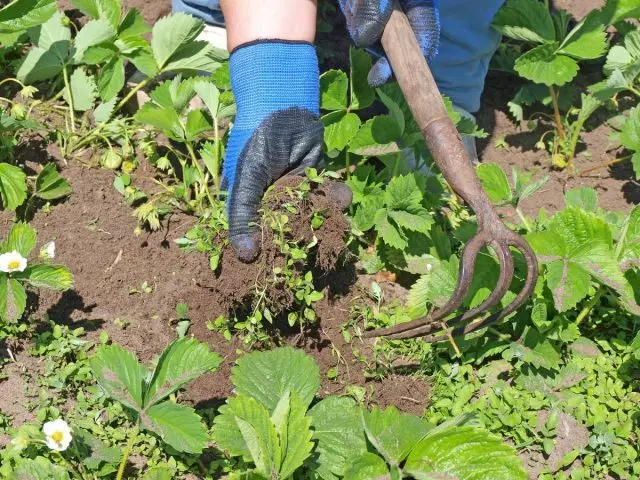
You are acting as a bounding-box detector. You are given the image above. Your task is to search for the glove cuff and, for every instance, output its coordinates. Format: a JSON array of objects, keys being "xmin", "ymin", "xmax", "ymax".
[{"xmin": 229, "ymin": 40, "xmax": 320, "ymax": 132}]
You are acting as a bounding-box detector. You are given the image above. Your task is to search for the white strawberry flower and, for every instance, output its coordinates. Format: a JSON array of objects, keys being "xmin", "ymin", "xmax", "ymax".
[
  {"xmin": 40, "ymin": 241, "xmax": 56, "ymax": 259},
  {"xmin": 43, "ymin": 419, "xmax": 72, "ymax": 452},
  {"xmin": 0, "ymin": 251, "xmax": 27, "ymax": 273}
]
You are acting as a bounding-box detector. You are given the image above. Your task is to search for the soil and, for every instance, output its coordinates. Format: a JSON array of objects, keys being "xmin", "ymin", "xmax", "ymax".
[{"xmin": 0, "ymin": 0, "xmax": 634, "ymax": 477}]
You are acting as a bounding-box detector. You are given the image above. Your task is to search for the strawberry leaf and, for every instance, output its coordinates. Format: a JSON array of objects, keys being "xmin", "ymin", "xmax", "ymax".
[{"xmin": 515, "ymin": 42, "xmax": 579, "ymax": 86}]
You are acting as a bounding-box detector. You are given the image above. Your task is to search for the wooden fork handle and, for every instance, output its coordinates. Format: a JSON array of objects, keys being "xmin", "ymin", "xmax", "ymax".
[{"xmin": 380, "ymin": 2, "xmax": 499, "ymax": 224}]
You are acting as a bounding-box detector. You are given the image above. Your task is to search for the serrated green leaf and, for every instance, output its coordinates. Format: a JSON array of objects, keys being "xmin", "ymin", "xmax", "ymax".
[
  {"xmin": 504, "ymin": 329, "xmax": 562, "ymax": 369},
  {"xmin": 70, "ymin": 0, "xmax": 99, "ymax": 19},
  {"xmin": 349, "ymin": 48, "xmax": 375, "ymax": 110},
  {"xmin": 16, "ymin": 265, "xmax": 73, "ymax": 292},
  {"xmin": 0, "ymin": 0, "xmax": 55, "ymax": 34},
  {"xmin": 320, "ymin": 69, "xmax": 348, "ymax": 111},
  {"xmin": 363, "ymin": 406, "xmax": 431, "ymax": 465},
  {"xmin": 145, "ymin": 337, "xmax": 221, "ymax": 407},
  {"xmin": 72, "ymin": 19, "xmax": 115, "ymax": 63},
  {"xmin": 139, "ymin": 465, "xmax": 176, "ymax": 480},
  {"xmin": 150, "ymin": 76, "xmax": 196, "ymax": 113},
  {"xmin": 134, "ymin": 104, "xmax": 185, "ymax": 141},
  {"xmin": 515, "ymin": 42, "xmax": 579, "ymax": 86},
  {"xmin": 151, "ymin": 13, "xmax": 203, "ymax": 68},
  {"xmin": 64, "ymin": 68, "xmax": 98, "ymax": 111},
  {"xmin": 323, "ymin": 111, "xmax": 361, "ymax": 152},
  {"xmin": 564, "ymin": 187, "xmax": 598, "ymax": 211},
  {"xmin": 272, "ymin": 391, "xmax": 314, "ymax": 478},
  {"xmin": 477, "ymin": 163, "xmax": 513, "ymax": 205},
  {"xmin": 6, "ymin": 222, "xmax": 36, "ymax": 256},
  {"xmin": 405, "ymin": 427, "xmax": 527, "ymax": 480},
  {"xmin": 309, "ymin": 397, "xmax": 368, "ymax": 478},
  {"xmin": 185, "ymin": 109, "xmax": 213, "ymax": 141},
  {"xmin": 98, "ymin": 56, "xmax": 125, "ymax": 101},
  {"xmin": 35, "ymin": 163, "xmax": 72, "ymax": 200},
  {"xmin": 162, "ymin": 41, "xmax": 221, "ymax": 74},
  {"xmin": 602, "ymin": 0, "xmax": 640, "ymax": 24},
  {"xmin": 388, "ymin": 207, "xmax": 433, "ymax": 235},
  {"xmin": 407, "ymin": 257, "xmax": 458, "ymax": 318},
  {"xmin": 89, "ymin": 344, "xmax": 147, "ymax": 410},
  {"xmin": 193, "ymin": 79, "xmax": 220, "ymax": 117},
  {"xmin": 375, "ymin": 209, "xmax": 407, "ymax": 250},
  {"xmin": 16, "ymin": 46, "xmax": 63, "ymax": 83},
  {"xmin": 344, "ymin": 453, "xmax": 390, "ymax": 480},
  {"xmin": 559, "ymin": 13, "xmax": 607, "ymax": 60},
  {"xmin": 620, "ymin": 104, "xmax": 640, "ymax": 152},
  {"xmin": 29, "ymin": 11, "xmax": 70, "ymax": 57},
  {"xmin": 385, "ymin": 174, "xmax": 423, "ymax": 209},
  {"xmin": 231, "ymin": 347, "xmax": 320, "ymax": 413},
  {"xmin": 352, "ymin": 195, "xmax": 384, "ymax": 232},
  {"xmin": 528, "ymin": 208, "xmax": 640, "ymax": 313},
  {"xmin": 377, "ymin": 87, "xmax": 405, "ymax": 137},
  {"xmin": 126, "ymin": 47, "xmax": 158, "ymax": 77},
  {"xmin": 0, "ymin": 163, "xmax": 27, "ymax": 210},
  {"xmin": 12, "ymin": 457, "xmax": 71, "ymax": 480},
  {"xmin": 142, "ymin": 401, "xmax": 208, "ymax": 454},
  {"xmin": 118, "ymin": 8, "xmax": 149, "ymax": 38},
  {"xmin": 94, "ymin": 98, "xmax": 117, "ymax": 124},
  {"xmin": 212, "ymin": 395, "xmax": 280, "ymax": 475},
  {"xmin": 492, "ymin": 0, "xmax": 556, "ymax": 43},
  {"xmin": 0, "ymin": 275, "xmax": 26, "ymax": 323}
]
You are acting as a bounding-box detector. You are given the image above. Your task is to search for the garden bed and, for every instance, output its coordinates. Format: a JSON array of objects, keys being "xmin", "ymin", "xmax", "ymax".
[{"xmin": 0, "ymin": 0, "xmax": 639, "ymax": 478}]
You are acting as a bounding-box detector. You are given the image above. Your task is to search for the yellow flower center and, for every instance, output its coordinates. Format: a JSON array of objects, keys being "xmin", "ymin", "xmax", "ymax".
[
  {"xmin": 51, "ymin": 431, "xmax": 64, "ymax": 443},
  {"xmin": 7, "ymin": 260, "xmax": 20, "ymax": 270}
]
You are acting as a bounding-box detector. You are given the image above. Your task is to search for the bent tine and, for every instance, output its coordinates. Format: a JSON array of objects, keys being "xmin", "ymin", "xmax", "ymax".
[
  {"xmin": 360, "ymin": 3, "xmax": 540, "ymax": 342},
  {"xmin": 369, "ymin": 239, "xmax": 532, "ymax": 342}
]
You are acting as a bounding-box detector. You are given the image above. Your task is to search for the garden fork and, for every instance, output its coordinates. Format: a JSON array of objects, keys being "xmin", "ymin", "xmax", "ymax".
[{"xmin": 362, "ymin": 2, "xmax": 539, "ymax": 342}]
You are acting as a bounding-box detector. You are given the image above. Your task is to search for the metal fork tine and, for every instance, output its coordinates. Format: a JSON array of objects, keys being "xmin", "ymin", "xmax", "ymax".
[
  {"xmin": 370, "ymin": 242, "xmax": 515, "ymax": 341},
  {"xmin": 362, "ymin": 234, "xmax": 485, "ymax": 339},
  {"xmin": 378, "ymin": 239, "xmax": 539, "ymax": 342}
]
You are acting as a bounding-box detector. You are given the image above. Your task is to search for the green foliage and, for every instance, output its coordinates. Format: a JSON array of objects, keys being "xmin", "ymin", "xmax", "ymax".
[
  {"xmin": 0, "ymin": 162, "xmax": 27, "ymax": 210},
  {"xmin": 89, "ymin": 337, "xmax": 221, "ymax": 453},
  {"xmin": 0, "ymin": 222, "xmax": 72, "ymax": 323},
  {"xmin": 0, "ymin": 0, "xmax": 55, "ymax": 37},
  {"xmin": 619, "ymin": 104, "xmax": 640, "ymax": 179},
  {"xmin": 214, "ymin": 347, "xmax": 525, "ymax": 479},
  {"xmin": 494, "ymin": 1, "xmax": 608, "ymax": 87},
  {"xmin": 528, "ymin": 206, "xmax": 640, "ymax": 314}
]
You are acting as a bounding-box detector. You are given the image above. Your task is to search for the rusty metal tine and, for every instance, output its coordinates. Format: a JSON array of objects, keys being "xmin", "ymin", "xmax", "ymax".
[
  {"xmin": 362, "ymin": 235, "xmax": 485, "ymax": 339},
  {"xmin": 373, "ymin": 244, "xmax": 513, "ymax": 341},
  {"xmin": 377, "ymin": 240, "xmax": 537, "ymax": 342}
]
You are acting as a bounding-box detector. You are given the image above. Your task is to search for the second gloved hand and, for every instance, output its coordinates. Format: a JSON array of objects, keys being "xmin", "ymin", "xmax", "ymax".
[
  {"xmin": 223, "ymin": 41, "xmax": 323, "ymax": 262},
  {"xmin": 338, "ymin": 0, "xmax": 440, "ymax": 86}
]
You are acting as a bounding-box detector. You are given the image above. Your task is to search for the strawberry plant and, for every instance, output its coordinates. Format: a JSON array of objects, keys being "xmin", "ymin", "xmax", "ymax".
[
  {"xmin": 491, "ymin": 0, "xmax": 639, "ymax": 168},
  {"xmin": 0, "ymin": 222, "xmax": 73, "ymax": 323},
  {"xmin": 89, "ymin": 337, "xmax": 221, "ymax": 456},
  {"xmin": 212, "ymin": 346, "xmax": 527, "ymax": 479}
]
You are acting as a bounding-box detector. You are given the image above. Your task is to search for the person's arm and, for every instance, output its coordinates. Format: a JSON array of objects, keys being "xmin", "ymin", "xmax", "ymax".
[
  {"xmin": 221, "ymin": 0, "xmax": 317, "ymax": 51},
  {"xmin": 220, "ymin": 0, "xmax": 324, "ymax": 262}
]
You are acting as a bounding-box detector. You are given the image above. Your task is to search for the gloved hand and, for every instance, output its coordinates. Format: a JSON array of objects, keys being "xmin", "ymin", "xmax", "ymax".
[
  {"xmin": 223, "ymin": 41, "xmax": 323, "ymax": 262},
  {"xmin": 338, "ymin": 0, "xmax": 440, "ymax": 87}
]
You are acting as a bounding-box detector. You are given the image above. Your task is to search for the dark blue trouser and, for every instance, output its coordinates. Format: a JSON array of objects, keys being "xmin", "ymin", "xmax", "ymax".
[{"xmin": 171, "ymin": 0, "xmax": 504, "ymax": 113}]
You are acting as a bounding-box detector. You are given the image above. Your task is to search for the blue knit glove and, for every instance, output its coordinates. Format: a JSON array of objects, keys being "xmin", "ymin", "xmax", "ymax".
[
  {"xmin": 338, "ymin": 0, "xmax": 440, "ymax": 86},
  {"xmin": 223, "ymin": 41, "xmax": 323, "ymax": 262}
]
